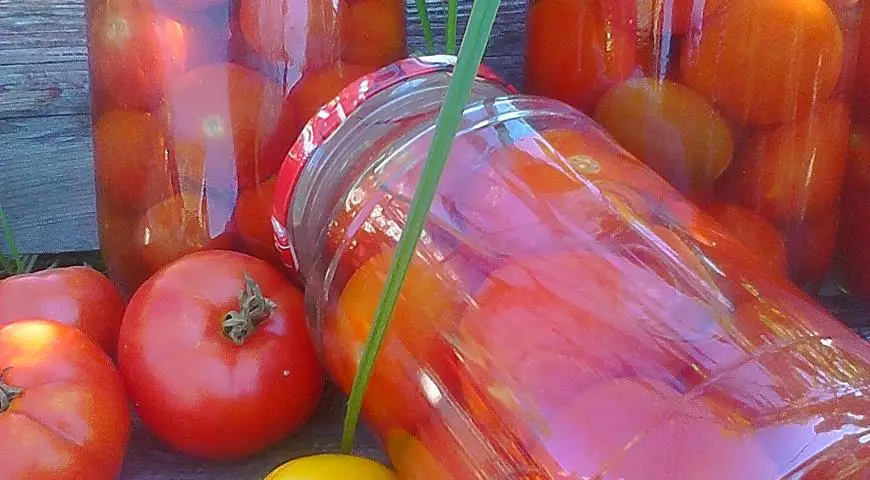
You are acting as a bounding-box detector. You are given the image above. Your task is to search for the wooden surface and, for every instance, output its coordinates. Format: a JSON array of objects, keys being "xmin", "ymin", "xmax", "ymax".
[{"xmin": 0, "ymin": 0, "xmax": 527, "ymax": 254}]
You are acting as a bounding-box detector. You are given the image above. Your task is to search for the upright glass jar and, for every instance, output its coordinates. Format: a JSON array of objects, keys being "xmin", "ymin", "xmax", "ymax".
[
  {"xmin": 85, "ymin": 0, "xmax": 406, "ymax": 293},
  {"xmin": 274, "ymin": 56, "xmax": 870, "ymax": 479},
  {"xmin": 525, "ymin": 0, "xmax": 865, "ymax": 294}
]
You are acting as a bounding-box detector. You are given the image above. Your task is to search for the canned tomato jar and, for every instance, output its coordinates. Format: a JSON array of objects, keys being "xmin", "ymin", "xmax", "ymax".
[
  {"xmin": 85, "ymin": 0, "xmax": 406, "ymax": 293},
  {"xmin": 272, "ymin": 56, "xmax": 870, "ymax": 479},
  {"xmin": 525, "ymin": 0, "xmax": 865, "ymax": 294}
]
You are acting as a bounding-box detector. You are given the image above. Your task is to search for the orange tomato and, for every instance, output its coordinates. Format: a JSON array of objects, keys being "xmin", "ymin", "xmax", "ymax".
[
  {"xmin": 340, "ymin": 0, "xmax": 406, "ymax": 66},
  {"xmin": 725, "ymin": 101, "xmax": 850, "ymax": 222},
  {"xmin": 285, "ymin": 62, "xmax": 375, "ymax": 134},
  {"xmin": 239, "ymin": 0, "xmax": 341, "ymax": 66},
  {"xmin": 704, "ymin": 203, "xmax": 787, "ymax": 273},
  {"xmin": 235, "ymin": 178, "xmax": 282, "ymax": 266},
  {"xmin": 165, "ymin": 63, "xmax": 283, "ymax": 193},
  {"xmin": 88, "ymin": 3, "xmax": 189, "ymax": 110},
  {"xmin": 593, "ymin": 77, "xmax": 734, "ymax": 195},
  {"xmin": 680, "ymin": 0, "xmax": 844, "ymax": 125},
  {"xmin": 137, "ymin": 192, "xmax": 236, "ymax": 274},
  {"xmin": 93, "ymin": 109, "xmax": 173, "ymax": 211},
  {"xmin": 525, "ymin": 0, "xmax": 636, "ymax": 112}
]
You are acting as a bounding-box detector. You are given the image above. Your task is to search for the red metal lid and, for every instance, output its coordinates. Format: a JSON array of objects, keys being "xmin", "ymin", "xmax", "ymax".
[{"xmin": 271, "ymin": 55, "xmax": 514, "ymax": 274}]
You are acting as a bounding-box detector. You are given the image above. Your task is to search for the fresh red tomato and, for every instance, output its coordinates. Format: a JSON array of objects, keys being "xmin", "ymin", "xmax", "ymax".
[
  {"xmin": 0, "ymin": 320, "xmax": 130, "ymax": 479},
  {"xmin": 323, "ymin": 249, "xmax": 465, "ymax": 435},
  {"xmin": 93, "ymin": 109, "xmax": 173, "ymax": 212},
  {"xmin": 593, "ymin": 77, "xmax": 735, "ymax": 196},
  {"xmin": 88, "ymin": 2, "xmax": 190, "ymax": 110},
  {"xmin": 137, "ymin": 192, "xmax": 236, "ymax": 275},
  {"xmin": 0, "ymin": 267, "xmax": 126, "ymax": 357},
  {"xmin": 724, "ymin": 101, "xmax": 850, "ymax": 222},
  {"xmin": 165, "ymin": 63, "xmax": 283, "ymax": 193},
  {"xmin": 340, "ymin": 0, "xmax": 405, "ymax": 66},
  {"xmin": 525, "ymin": 0, "xmax": 636, "ymax": 113},
  {"xmin": 235, "ymin": 177, "xmax": 282, "ymax": 266},
  {"xmin": 704, "ymin": 203, "xmax": 787, "ymax": 273},
  {"xmin": 239, "ymin": 0, "xmax": 341, "ymax": 65},
  {"xmin": 118, "ymin": 250, "xmax": 324, "ymax": 459},
  {"xmin": 679, "ymin": 0, "xmax": 844, "ymax": 125}
]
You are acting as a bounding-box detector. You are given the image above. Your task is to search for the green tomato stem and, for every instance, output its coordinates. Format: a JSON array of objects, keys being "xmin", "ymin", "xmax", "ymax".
[
  {"xmin": 0, "ymin": 368, "xmax": 22, "ymax": 414},
  {"xmin": 222, "ymin": 274, "xmax": 276, "ymax": 346}
]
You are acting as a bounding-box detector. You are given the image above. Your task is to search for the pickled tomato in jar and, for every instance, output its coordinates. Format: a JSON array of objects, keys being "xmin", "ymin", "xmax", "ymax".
[
  {"xmin": 272, "ymin": 57, "xmax": 870, "ymax": 479},
  {"xmin": 525, "ymin": 0, "xmax": 864, "ymax": 295},
  {"xmin": 86, "ymin": 0, "xmax": 407, "ymax": 294}
]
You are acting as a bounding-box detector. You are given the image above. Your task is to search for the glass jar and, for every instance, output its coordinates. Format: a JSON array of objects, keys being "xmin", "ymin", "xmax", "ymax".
[
  {"xmin": 273, "ymin": 56, "xmax": 870, "ymax": 479},
  {"xmin": 839, "ymin": 9, "xmax": 870, "ymax": 300},
  {"xmin": 85, "ymin": 0, "xmax": 406, "ymax": 294},
  {"xmin": 525, "ymin": 0, "xmax": 864, "ymax": 294}
]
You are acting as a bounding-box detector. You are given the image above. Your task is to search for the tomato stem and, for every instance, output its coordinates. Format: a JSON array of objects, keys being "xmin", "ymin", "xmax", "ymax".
[
  {"xmin": 222, "ymin": 274, "xmax": 276, "ymax": 346},
  {"xmin": 0, "ymin": 368, "xmax": 22, "ymax": 414}
]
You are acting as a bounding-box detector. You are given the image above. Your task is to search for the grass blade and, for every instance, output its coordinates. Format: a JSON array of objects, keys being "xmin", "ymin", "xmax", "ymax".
[
  {"xmin": 341, "ymin": 0, "xmax": 502, "ymax": 452},
  {"xmin": 446, "ymin": 0, "xmax": 459, "ymax": 54},
  {"xmin": 415, "ymin": 0, "xmax": 435, "ymax": 54},
  {"xmin": 0, "ymin": 207, "xmax": 23, "ymax": 275}
]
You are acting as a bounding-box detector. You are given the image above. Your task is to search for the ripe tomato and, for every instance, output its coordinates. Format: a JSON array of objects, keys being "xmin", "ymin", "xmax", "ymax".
[
  {"xmin": 93, "ymin": 109, "xmax": 173, "ymax": 212},
  {"xmin": 235, "ymin": 177, "xmax": 282, "ymax": 266},
  {"xmin": 88, "ymin": 2, "xmax": 190, "ymax": 110},
  {"xmin": 839, "ymin": 193, "xmax": 870, "ymax": 300},
  {"xmin": 593, "ymin": 77, "xmax": 734, "ymax": 196},
  {"xmin": 525, "ymin": 0, "xmax": 636, "ymax": 113},
  {"xmin": 340, "ymin": 0, "xmax": 405, "ymax": 66},
  {"xmin": 704, "ymin": 203, "xmax": 787, "ymax": 273},
  {"xmin": 635, "ymin": 0, "xmax": 728, "ymax": 36},
  {"xmin": 285, "ymin": 62, "xmax": 376, "ymax": 135},
  {"xmin": 679, "ymin": 0, "xmax": 844, "ymax": 125},
  {"xmin": 323, "ymin": 249, "xmax": 465, "ymax": 435},
  {"xmin": 781, "ymin": 213, "xmax": 839, "ymax": 294},
  {"xmin": 0, "ymin": 267, "xmax": 126, "ymax": 358},
  {"xmin": 855, "ymin": 13, "xmax": 870, "ymax": 121},
  {"xmin": 265, "ymin": 454, "xmax": 396, "ymax": 479},
  {"xmin": 844, "ymin": 123, "xmax": 870, "ymax": 194},
  {"xmin": 0, "ymin": 320, "xmax": 130, "ymax": 479},
  {"xmin": 239, "ymin": 0, "xmax": 341, "ymax": 65},
  {"xmin": 118, "ymin": 251, "xmax": 324, "ymax": 459},
  {"xmin": 165, "ymin": 63, "xmax": 283, "ymax": 193},
  {"xmin": 724, "ymin": 101, "xmax": 850, "ymax": 222},
  {"xmin": 97, "ymin": 203, "xmax": 152, "ymax": 294},
  {"xmin": 137, "ymin": 192, "xmax": 236, "ymax": 276}
]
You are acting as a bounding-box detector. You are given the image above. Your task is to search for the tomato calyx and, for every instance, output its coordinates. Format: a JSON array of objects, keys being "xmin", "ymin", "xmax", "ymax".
[
  {"xmin": 0, "ymin": 367, "xmax": 22, "ymax": 414},
  {"xmin": 221, "ymin": 274, "xmax": 277, "ymax": 346}
]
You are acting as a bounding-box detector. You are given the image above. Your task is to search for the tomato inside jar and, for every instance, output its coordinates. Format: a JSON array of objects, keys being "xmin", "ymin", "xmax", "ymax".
[
  {"xmin": 525, "ymin": 0, "xmax": 863, "ymax": 296},
  {"xmin": 86, "ymin": 0, "xmax": 407, "ymax": 294},
  {"xmin": 271, "ymin": 57, "xmax": 870, "ymax": 479}
]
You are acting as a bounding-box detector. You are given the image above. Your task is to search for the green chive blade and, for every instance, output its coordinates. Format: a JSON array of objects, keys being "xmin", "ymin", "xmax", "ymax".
[
  {"xmin": 446, "ymin": 0, "xmax": 459, "ymax": 55},
  {"xmin": 415, "ymin": 0, "xmax": 436, "ymax": 55}
]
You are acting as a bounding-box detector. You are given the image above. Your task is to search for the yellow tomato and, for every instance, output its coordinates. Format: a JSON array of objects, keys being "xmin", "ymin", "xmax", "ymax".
[{"xmin": 265, "ymin": 454, "xmax": 397, "ymax": 480}]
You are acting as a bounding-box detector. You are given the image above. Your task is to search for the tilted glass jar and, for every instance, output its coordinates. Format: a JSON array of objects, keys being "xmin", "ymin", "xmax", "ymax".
[
  {"xmin": 273, "ymin": 57, "xmax": 870, "ymax": 479},
  {"xmin": 85, "ymin": 0, "xmax": 406, "ymax": 294},
  {"xmin": 524, "ymin": 0, "xmax": 865, "ymax": 295}
]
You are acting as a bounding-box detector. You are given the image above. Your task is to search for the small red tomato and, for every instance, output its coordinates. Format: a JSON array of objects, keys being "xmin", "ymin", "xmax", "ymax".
[
  {"xmin": 88, "ymin": 2, "xmax": 189, "ymax": 110},
  {"xmin": 854, "ymin": 13, "xmax": 870, "ymax": 121},
  {"xmin": 118, "ymin": 251, "xmax": 324, "ymax": 460},
  {"xmin": 165, "ymin": 63, "xmax": 283, "ymax": 193},
  {"xmin": 97, "ymin": 203, "xmax": 152, "ymax": 295},
  {"xmin": 839, "ymin": 193, "xmax": 870, "ymax": 300},
  {"xmin": 781, "ymin": 213, "xmax": 839, "ymax": 294},
  {"xmin": 285, "ymin": 62, "xmax": 376, "ymax": 134},
  {"xmin": 339, "ymin": 0, "xmax": 406, "ymax": 66},
  {"xmin": 635, "ymin": 0, "xmax": 728, "ymax": 36},
  {"xmin": 235, "ymin": 177, "xmax": 282, "ymax": 266},
  {"xmin": 525, "ymin": 0, "xmax": 636, "ymax": 112},
  {"xmin": 0, "ymin": 267, "xmax": 126, "ymax": 357},
  {"xmin": 93, "ymin": 109, "xmax": 174, "ymax": 212},
  {"xmin": 137, "ymin": 192, "xmax": 236, "ymax": 275},
  {"xmin": 704, "ymin": 203, "xmax": 787, "ymax": 273},
  {"xmin": 724, "ymin": 101, "xmax": 850, "ymax": 222},
  {"xmin": 239, "ymin": 0, "xmax": 341, "ymax": 66},
  {"xmin": 844, "ymin": 123, "xmax": 870, "ymax": 194},
  {"xmin": 0, "ymin": 320, "xmax": 130, "ymax": 479}
]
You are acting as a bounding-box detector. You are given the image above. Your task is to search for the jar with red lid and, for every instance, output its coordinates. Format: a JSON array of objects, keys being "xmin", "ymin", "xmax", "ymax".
[
  {"xmin": 85, "ymin": 0, "xmax": 406, "ymax": 293},
  {"xmin": 525, "ymin": 0, "xmax": 864, "ymax": 294},
  {"xmin": 273, "ymin": 56, "xmax": 870, "ymax": 479}
]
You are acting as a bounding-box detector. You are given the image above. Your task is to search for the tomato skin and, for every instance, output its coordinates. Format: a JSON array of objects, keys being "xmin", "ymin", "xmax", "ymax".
[
  {"xmin": 855, "ymin": 13, "xmax": 870, "ymax": 121},
  {"xmin": 679, "ymin": 0, "xmax": 844, "ymax": 125},
  {"xmin": 239, "ymin": 0, "xmax": 341, "ymax": 66},
  {"xmin": 0, "ymin": 320, "xmax": 130, "ymax": 479},
  {"xmin": 118, "ymin": 250, "xmax": 324, "ymax": 460},
  {"xmin": 781, "ymin": 213, "xmax": 839, "ymax": 294},
  {"xmin": 525, "ymin": 0, "xmax": 636, "ymax": 113},
  {"xmin": 704, "ymin": 203, "xmax": 787, "ymax": 273},
  {"xmin": 839, "ymin": 194, "xmax": 870, "ymax": 300},
  {"xmin": 235, "ymin": 177, "xmax": 282, "ymax": 266},
  {"xmin": 0, "ymin": 267, "xmax": 126, "ymax": 358},
  {"xmin": 285, "ymin": 62, "xmax": 376, "ymax": 135},
  {"xmin": 339, "ymin": 0, "xmax": 405, "ymax": 66},
  {"xmin": 265, "ymin": 454, "xmax": 396, "ymax": 479}
]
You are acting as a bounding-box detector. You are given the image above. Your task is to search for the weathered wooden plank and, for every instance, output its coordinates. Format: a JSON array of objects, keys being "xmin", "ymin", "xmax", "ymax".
[
  {"xmin": 0, "ymin": 114, "xmax": 98, "ymax": 253},
  {"xmin": 0, "ymin": 62, "xmax": 91, "ymax": 119}
]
